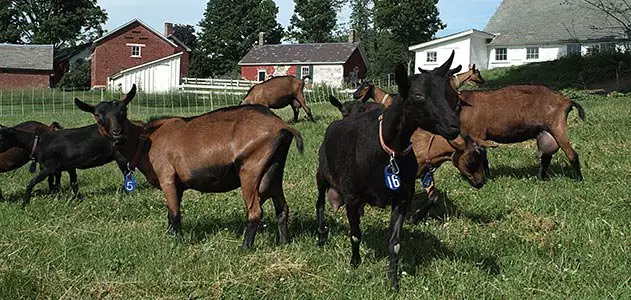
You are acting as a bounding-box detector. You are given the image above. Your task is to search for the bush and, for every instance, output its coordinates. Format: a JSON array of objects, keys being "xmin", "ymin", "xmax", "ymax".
[
  {"xmin": 481, "ymin": 52, "xmax": 631, "ymax": 89},
  {"xmin": 57, "ymin": 59, "xmax": 90, "ymax": 90}
]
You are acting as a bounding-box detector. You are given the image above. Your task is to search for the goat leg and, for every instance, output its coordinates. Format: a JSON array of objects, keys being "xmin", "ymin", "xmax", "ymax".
[
  {"xmin": 388, "ymin": 202, "xmax": 407, "ymax": 291},
  {"xmin": 315, "ymin": 173, "xmax": 329, "ymax": 246},
  {"xmin": 23, "ymin": 169, "xmax": 51, "ymax": 206},
  {"xmin": 68, "ymin": 169, "xmax": 83, "ymax": 200},
  {"xmin": 346, "ymin": 202, "xmax": 362, "ymax": 267}
]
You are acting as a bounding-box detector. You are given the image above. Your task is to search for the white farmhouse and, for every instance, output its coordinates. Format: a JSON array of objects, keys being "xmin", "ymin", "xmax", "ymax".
[{"xmin": 410, "ymin": 0, "xmax": 628, "ymax": 71}]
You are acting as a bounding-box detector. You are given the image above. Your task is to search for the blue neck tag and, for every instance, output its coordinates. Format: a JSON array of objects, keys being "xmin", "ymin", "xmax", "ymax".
[
  {"xmin": 422, "ymin": 171, "xmax": 434, "ymax": 188},
  {"xmin": 124, "ymin": 171, "xmax": 136, "ymax": 192},
  {"xmin": 384, "ymin": 165, "xmax": 401, "ymax": 191}
]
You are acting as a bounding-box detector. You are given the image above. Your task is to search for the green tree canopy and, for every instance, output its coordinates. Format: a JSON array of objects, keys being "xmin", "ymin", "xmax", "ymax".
[
  {"xmin": 172, "ymin": 24, "xmax": 198, "ymax": 50},
  {"xmin": 0, "ymin": 0, "xmax": 107, "ymax": 47},
  {"xmin": 196, "ymin": 0, "xmax": 283, "ymax": 77},
  {"xmin": 287, "ymin": 0, "xmax": 338, "ymax": 43}
]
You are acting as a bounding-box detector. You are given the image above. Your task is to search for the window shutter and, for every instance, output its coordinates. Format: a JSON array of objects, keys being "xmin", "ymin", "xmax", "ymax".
[
  {"xmin": 309, "ymin": 65, "xmax": 314, "ymax": 78},
  {"xmin": 296, "ymin": 65, "xmax": 301, "ymax": 78}
]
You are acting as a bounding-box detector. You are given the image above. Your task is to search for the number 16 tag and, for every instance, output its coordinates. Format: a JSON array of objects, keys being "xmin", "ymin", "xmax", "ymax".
[{"xmin": 384, "ymin": 165, "xmax": 401, "ymax": 191}]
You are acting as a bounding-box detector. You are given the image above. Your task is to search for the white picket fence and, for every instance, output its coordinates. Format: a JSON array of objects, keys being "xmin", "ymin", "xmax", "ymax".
[{"xmin": 179, "ymin": 78, "xmax": 260, "ymax": 93}]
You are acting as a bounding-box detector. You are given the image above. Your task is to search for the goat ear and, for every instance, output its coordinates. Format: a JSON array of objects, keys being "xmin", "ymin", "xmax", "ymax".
[
  {"xmin": 473, "ymin": 137, "xmax": 500, "ymax": 148},
  {"xmin": 447, "ymin": 136, "xmax": 466, "ymax": 151},
  {"xmin": 394, "ymin": 64, "xmax": 410, "ymax": 100},
  {"xmin": 74, "ymin": 98, "xmax": 95, "ymax": 114},
  {"xmin": 434, "ymin": 50, "xmax": 455, "ymax": 77},
  {"xmin": 447, "ymin": 65, "xmax": 462, "ymax": 77},
  {"xmin": 122, "ymin": 84, "xmax": 137, "ymax": 106},
  {"xmin": 328, "ymin": 95, "xmax": 343, "ymax": 111},
  {"xmin": 472, "ymin": 64, "xmax": 476, "ymax": 70}
]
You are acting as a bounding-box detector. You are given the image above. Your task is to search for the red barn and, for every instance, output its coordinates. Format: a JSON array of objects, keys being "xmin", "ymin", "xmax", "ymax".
[
  {"xmin": 238, "ymin": 38, "xmax": 367, "ymax": 87},
  {"xmin": 90, "ymin": 19, "xmax": 190, "ymax": 91},
  {"xmin": 0, "ymin": 44, "xmax": 53, "ymax": 88}
]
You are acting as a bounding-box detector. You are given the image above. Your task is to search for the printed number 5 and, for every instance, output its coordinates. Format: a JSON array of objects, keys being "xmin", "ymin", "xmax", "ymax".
[{"xmin": 125, "ymin": 181, "xmax": 134, "ymax": 190}]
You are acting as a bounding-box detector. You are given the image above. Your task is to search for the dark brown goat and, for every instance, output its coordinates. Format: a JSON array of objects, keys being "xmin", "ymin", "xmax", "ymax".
[
  {"xmin": 458, "ymin": 85, "xmax": 585, "ymax": 180},
  {"xmin": 75, "ymin": 85, "xmax": 303, "ymax": 250},
  {"xmin": 0, "ymin": 121, "xmax": 62, "ymax": 201},
  {"xmin": 242, "ymin": 76, "xmax": 314, "ymax": 122}
]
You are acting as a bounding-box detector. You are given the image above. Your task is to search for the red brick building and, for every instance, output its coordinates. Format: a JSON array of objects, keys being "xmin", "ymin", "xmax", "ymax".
[
  {"xmin": 90, "ymin": 19, "xmax": 190, "ymax": 90},
  {"xmin": 238, "ymin": 39, "xmax": 367, "ymax": 87},
  {"xmin": 0, "ymin": 44, "xmax": 54, "ymax": 88}
]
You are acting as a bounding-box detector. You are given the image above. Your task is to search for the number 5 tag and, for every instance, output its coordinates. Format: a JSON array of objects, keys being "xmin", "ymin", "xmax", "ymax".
[
  {"xmin": 384, "ymin": 165, "xmax": 401, "ymax": 191},
  {"xmin": 124, "ymin": 172, "xmax": 136, "ymax": 192}
]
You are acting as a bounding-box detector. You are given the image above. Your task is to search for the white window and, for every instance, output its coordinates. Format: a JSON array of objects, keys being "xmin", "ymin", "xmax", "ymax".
[
  {"xmin": 301, "ymin": 66, "xmax": 310, "ymax": 78},
  {"xmin": 257, "ymin": 70, "xmax": 266, "ymax": 81},
  {"xmin": 426, "ymin": 51, "xmax": 437, "ymax": 62},
  {"xmin": 127, "ymin": 43, "xmax": 145, "ymax": 58},
  {"xmin": 495, "ymin": 48, "xmax": 507, "ymax": 61},
  {"xmin": 567, "ymin": 44, "xmax": 581, "ymax": 55},
  {"xmin": 526, "ymin": 47, "xmax": 539, "ymax": 60}
]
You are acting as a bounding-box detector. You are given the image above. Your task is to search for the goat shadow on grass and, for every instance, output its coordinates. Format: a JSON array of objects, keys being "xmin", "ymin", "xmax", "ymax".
[
  {"xmin": 184, "ymin": 210, "xmax": 346, "ymax": 246},
  {"xmin": 487, "ymin": 162, "xmax": 576, "ymax": 180},
  {"xmin": 410, "ymin": 190, "xmax": 508, "ymax": 225},
  {"xmin": 361, "ymin": 223, "xmax": 501, "ymax": 277}
]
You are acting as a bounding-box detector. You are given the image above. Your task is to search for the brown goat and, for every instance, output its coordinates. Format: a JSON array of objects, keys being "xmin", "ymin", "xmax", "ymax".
[
  {"xmin": 459, "ymin": 85, "xmax": 585, "ymax": 180},
  {"xmin": 0, "ymin": 121, "xmax": 62, "ymax": 201},
  {"xmin": 75, "ymin": 85, "xmax": 304, "ymax": 249},
  {"xmin": 242, "ymin": 76, "xmax": 314, "ymax": 122}
]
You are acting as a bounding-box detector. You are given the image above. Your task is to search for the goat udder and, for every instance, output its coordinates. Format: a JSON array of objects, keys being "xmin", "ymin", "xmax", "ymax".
[{"xmin": 327, "ymin": 188, "xmax": 344, "ymax": 212}]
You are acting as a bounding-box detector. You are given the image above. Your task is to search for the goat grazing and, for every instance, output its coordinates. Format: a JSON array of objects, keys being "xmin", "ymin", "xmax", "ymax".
[
  {"xmin": 75, "ymin": 85, "xmax": 303, "ymax": 250},
  {"xmin": 458, "ymin": 85, "xmax": 585, "ymax": 180},
  {"xmin": 316, "ymin": 53, "xmax": 460, "ymax": 290},
  {"xmin": 0, "ymin": 124, "xmax": 129, "ymax": 205},
  {"xmin": 242, "ymin": 76, "xmax": 314, "ymax": 122},
  {"xmin": 0, "ymin": 121, "xmax": 62, "ymax": 201}
]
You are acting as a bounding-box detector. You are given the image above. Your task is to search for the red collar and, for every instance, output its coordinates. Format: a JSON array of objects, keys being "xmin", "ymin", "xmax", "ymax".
[
  {"xmin": 378, "ymin": 115, "xmax": 413, "ymax": 157},
  {"xmin": 128, "ymin": 134, "xmax": 147, "ymax": 171}
]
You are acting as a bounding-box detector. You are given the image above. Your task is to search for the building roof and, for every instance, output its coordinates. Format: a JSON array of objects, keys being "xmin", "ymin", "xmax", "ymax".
[
  {"xmin": 484, "ymin": 0, "xmax": 628, "ymax": 45},
  {"xmin": 0, "ymin": 44, "xmax": 54, "ymax": 71},
  {"xmin": 54, "ymin": 43, "xmax": 91, "ymax": 61},
  {"xmin": 239, "ymin": 43, "xmax": 362, "ymax": 65},
  {"xmin": 109, "ymin": 52, "xmax": 183, "ymax": 80},
  {"xmin": 93, "ymin": 19, "xmax": 178, "ymax": 48},
  {"xmin": 408, "ymin": 29, "xmax": 495, "ymax": 51}
]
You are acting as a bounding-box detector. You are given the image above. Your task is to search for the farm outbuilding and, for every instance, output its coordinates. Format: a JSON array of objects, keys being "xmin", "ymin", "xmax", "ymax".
[
  {"xmin": 0, "ymin": 44, "xmax": 54, "ymax": 88},
  {"xmin": 90, "ymin": 19, "xmax": 190, "ymax": 91},
  {"xmin": 239, "ymin": 36, "xmax": 367, "ymax": 87},
  {"xmin": 410, "ymin": 0, "xmax": 629, "ymax": 72}
]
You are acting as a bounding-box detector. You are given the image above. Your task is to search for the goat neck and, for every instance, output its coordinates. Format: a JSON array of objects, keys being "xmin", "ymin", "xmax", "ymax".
[
  {"xmin": 5, "ymin": 128, "xmax": 37, "ymax": 152},
  {"xmin": 119, "ymin": 120, "xmax": 148, "ymax": 172},
  {"xmin": 379, "ymin": 96, "xmax": 417, "ymax": 154}
]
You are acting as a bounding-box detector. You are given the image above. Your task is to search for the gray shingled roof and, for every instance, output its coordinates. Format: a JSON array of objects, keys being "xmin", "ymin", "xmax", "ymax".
[
  {"xmin": 484, "ymin": 0, "xmax": 627, "ymax": 45},
  {"xmin": 0, "ymin": 44, "xmax": 53, "ymax": 70},
  {"xmin": 239, "ymin": 43, "xmax": 361, "ymax": 65}
]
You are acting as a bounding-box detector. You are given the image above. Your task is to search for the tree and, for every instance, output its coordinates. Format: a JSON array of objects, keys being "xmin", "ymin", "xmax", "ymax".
[
  {"xmin": 57, "ymin": 59, "xmax": 90, "ymax": 90},
  {"xmin": 197, "ymin": 0, "xmax": 283, "ymax": 77},
  {"xmin": 0, "ymin": 0, "xmax": 107, "ymax": 47},
  {"xmin": 369, "ymin": 0, "xmax": 444, "ymax": 75},
  {"xmin": 564, "ymin": 0, "xmax": 631, "ymax": 39},
  {"xmin": 172, "ymin": 24, "xmax": 198, "ymax": 50},
  {"xmin": 287, "ymin": 0, "xmax": 338, "ymax": 43}
]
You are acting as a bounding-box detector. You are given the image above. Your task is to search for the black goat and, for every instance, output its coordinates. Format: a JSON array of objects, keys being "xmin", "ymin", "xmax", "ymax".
[
  {"xmin": 316, "ymin": 53, "xmax": 460, "ymax": 290},
  {"xmin": 0, "ymin": 124, "xmax": 128, "ymax": 205}
]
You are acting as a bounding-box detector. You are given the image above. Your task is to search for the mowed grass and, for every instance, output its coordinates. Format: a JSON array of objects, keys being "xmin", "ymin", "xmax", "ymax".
[{"xmin": 0, "ymin": 93, "xmax": 630, "ymax": 299}]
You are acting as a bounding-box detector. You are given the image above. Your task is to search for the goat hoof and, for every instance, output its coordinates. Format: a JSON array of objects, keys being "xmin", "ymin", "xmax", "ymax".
[
  {"xmin": 388, "ymin": 273, "xmax": 400, "ymax": 291},
  {"xmin": 350, "ymin": 256, "xmax": 361, "ymax": 268},
  {"xmin": 316, "ymin": 228, "xmax": 329, "ymax": 246}
]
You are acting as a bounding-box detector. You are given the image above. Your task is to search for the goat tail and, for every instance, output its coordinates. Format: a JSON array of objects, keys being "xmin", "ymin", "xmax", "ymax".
[
  {"xmin": 283, "ymin": 127, "xmax": 304, "ymax": 154},
  {"xmin": 50, "ymin": 121, "xmax": 64, "ymax": 130},
  {"xmin": 569, "ymin": 100, "xmax": 586, "ymax": 121}
]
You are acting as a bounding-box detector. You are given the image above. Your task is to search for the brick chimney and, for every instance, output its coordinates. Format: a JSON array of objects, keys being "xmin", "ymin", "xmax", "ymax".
[
  {"xmin": 164, "ymin": 22, "xmax": 174, "ymax": 36},
  {"xmin": 259, "ymin": 32, "xmax": 265, "ymax": 46}
]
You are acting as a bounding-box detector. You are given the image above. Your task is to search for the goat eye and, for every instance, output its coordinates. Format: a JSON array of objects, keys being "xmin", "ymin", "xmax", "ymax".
[{"xmin": 415, "ymin": 93, "xmax": 424, "ymax": 100}]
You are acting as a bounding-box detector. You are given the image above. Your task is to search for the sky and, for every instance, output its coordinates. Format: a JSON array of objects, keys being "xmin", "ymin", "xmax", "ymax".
[{"xmin": 99, "ymin": 0, "xmax": 502, "ymax": 38}]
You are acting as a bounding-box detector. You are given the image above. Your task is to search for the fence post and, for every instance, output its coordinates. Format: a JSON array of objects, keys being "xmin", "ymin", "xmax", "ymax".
[
  {"xmin": 0, "ymin": 89, "xmax": 3, "ymax": 116},
  {"xmin": 10, "ymin": 89, "xmax": 14, "ymax": 116},
  {"xmin": 52, "ymin": 88, "xmax": 55, "ymax": 114},
  {"xmin": 41, "ymin": 88, "xmax": 45, "ymax": 114},
  {"xmin": 210, "ymin": 90, "xmax": 214, "ymax": 111}
]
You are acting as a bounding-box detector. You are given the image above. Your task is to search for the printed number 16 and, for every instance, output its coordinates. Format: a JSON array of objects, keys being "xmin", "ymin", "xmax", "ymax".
[{"xmin": 387, "ymin": 175, "xmax": 400, "ymax": 188}]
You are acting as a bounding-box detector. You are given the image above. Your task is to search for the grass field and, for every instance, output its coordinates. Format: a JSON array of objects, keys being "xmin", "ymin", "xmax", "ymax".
[{"xmin": 0, "ymin": 91, "xmax": 630, "ymax": 299}]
